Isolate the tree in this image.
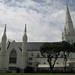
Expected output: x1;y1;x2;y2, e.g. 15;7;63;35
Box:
68;43;75;70
60;41;72;72
72;43;75;53
40;42;61;72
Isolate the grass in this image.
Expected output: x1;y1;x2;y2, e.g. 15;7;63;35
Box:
0;73;75;75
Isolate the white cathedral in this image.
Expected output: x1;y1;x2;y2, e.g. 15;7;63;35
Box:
0;5;75;72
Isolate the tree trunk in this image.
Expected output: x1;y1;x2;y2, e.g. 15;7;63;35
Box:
48;58;53;72
64;54;67;72
64;59;66;72
48;57;58;72
49;65;53;72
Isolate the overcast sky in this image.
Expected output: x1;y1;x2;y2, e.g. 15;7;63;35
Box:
0;0;75;42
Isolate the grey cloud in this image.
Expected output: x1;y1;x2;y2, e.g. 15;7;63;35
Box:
0;0;75;42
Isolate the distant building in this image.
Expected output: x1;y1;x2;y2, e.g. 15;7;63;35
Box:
0;5;75;72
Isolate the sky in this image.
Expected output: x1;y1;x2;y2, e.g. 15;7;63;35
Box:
0;0;75;42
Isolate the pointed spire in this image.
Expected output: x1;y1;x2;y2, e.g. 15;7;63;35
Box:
64;4;74;33
25;24;26;33
4;24;6;34
65;4;72;23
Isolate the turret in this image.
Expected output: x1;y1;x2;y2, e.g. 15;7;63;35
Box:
1;24;7;54
22;24;27;53
0;24;7;69
21;24;28;72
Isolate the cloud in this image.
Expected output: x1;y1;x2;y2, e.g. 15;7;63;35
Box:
0;0;75;42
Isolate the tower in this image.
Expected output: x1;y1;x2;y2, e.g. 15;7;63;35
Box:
62;5;75;44
0;24;7;68
21;24;28;72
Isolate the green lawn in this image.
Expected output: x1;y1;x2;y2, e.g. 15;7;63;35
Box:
0;73;75;75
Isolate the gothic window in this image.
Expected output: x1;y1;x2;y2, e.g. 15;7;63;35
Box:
9;49;17;64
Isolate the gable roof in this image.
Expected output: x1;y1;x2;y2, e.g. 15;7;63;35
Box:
5;41;61;51
17;42;44;51
16;42;61;51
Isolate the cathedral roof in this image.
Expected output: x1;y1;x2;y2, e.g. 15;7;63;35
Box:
17;42;44;51
0;40;61;52
16;42;61;51
6;41;60;51
5;41;44;51
1;41;61;52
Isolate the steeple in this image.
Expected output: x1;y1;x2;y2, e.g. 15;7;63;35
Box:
1;24;7;52
2;24;7;42
23;24;27;41
0;24;7;69
64;4;74;34
21;24;28;72
62;4;75;44
4;24;6;34
66;4;72;23
25;24;26;33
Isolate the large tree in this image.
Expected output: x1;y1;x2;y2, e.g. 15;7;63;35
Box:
40;41;72;72
40;42;61;72
60;41;72;72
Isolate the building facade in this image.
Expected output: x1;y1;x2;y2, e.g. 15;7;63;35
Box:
0;5;75;72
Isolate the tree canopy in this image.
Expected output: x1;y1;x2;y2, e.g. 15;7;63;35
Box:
40;41;73;72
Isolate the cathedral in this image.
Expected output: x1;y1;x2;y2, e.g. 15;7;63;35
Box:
0;5;75;72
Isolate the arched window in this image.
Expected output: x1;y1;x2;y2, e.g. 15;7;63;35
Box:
9;49;17;64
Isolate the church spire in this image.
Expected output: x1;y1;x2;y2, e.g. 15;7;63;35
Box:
24;24;27;40
62;4;75;44
4;24;6;34
0;24;7;69
65;4;72;24
1;24;7;54
21;24;28;71
25;24;26;33
64;4;74;33
22;24;27;41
